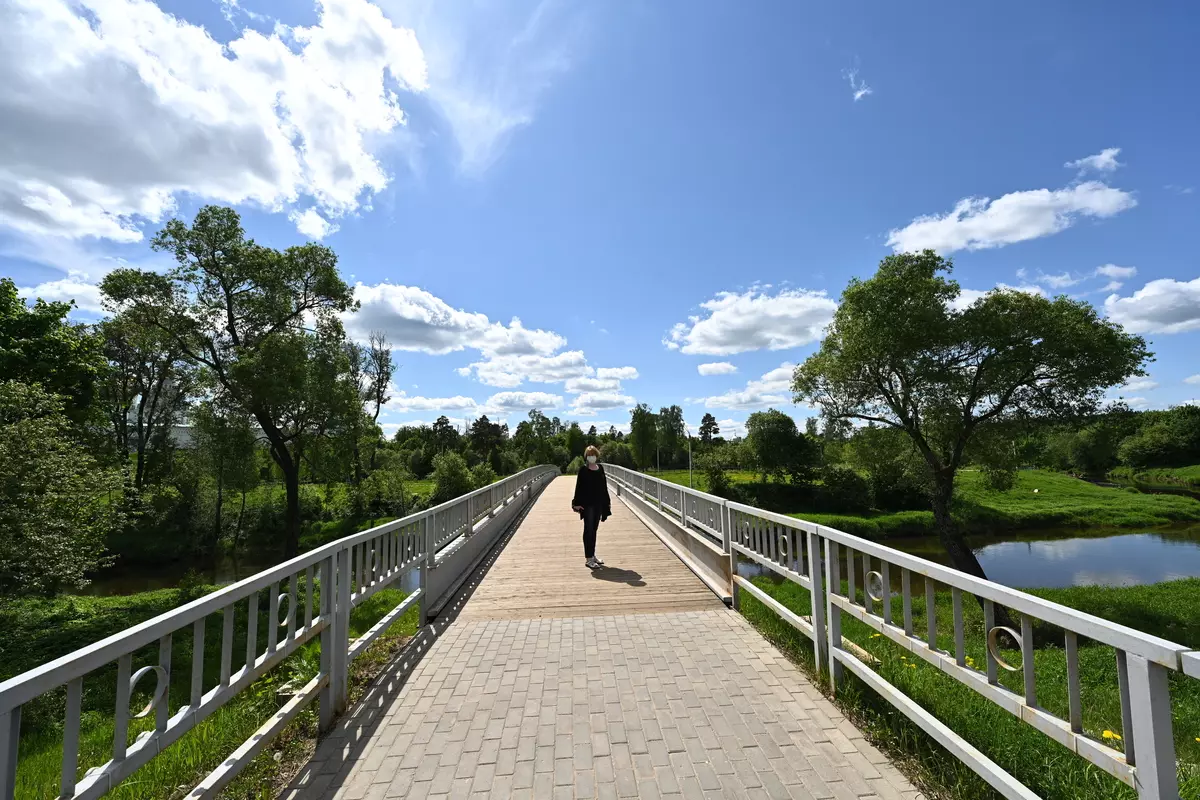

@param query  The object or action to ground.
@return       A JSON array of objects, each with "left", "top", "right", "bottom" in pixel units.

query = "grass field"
[
  {"left": 1110, "top": 465, "right": 1200, "bottom": 488},
  {"left": 650, "top": 467, "right": 1200, "bottom": 539},
  {"left": 739, "top": 576, "right": 1200, "bottom": 800}
]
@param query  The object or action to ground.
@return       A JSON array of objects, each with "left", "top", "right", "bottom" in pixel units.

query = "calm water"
[{"left": 736, "top": 526, "right": 1200, "bottom": 590}]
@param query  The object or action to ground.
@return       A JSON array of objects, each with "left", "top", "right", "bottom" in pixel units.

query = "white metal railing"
[
  {"left": 605, "top": 464, "right": 1195, "bottom": 800},
  {"left": 0, "top": 465, "right": 558, "bottom": 799}
]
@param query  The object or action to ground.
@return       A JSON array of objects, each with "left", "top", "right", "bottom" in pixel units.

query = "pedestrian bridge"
[{"left": 2, "top": 466, "right": 1197, "bottom": 799}]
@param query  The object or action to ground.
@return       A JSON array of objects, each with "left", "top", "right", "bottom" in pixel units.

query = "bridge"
[{"left": 1, "top": 465, "right": 1196, "bottom": 799}]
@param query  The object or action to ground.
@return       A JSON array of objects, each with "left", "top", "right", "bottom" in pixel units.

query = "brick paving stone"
[{"left": 284, "top": 478, "right": 919, "bottom": 799}]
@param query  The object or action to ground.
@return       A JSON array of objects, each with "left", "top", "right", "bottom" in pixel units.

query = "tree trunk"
[
  {"left": 930, "top": 472, "right": 1016, "bottom": 628},
  {"left": 213, "top": 466, "right": 224, "bottom": 561},
  {"left": 234, "top": 490, "right": 247, "bottom": 562},
  {"left": 282, "top": 462, "right": 301, "bottom": 558}
]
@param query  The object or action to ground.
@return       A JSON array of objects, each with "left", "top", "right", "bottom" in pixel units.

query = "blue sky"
[{"left": 3, "top": 0, "right": 1199, "bottom": 437}]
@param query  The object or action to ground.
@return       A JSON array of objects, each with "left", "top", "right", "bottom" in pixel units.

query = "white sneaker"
[
  {"left": 593, "top": 556, "right": 605, "bottom": 566},
  {"left": 585, "top": 557, "right": 600, "bottom": 569}
]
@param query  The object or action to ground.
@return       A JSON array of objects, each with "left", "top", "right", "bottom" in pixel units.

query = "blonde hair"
[{"left": 584, "top": 445, "right": 601, "bottom": 459}]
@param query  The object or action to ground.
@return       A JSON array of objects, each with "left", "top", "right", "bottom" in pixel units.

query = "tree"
[
  {"left": 193, "top": 398, "right": 260, "bottom": 559},
  {"left": 745, "top": 409, "right": 810, "bottom": 482},
  {"left": 0, "top": 278, "right": 104, "bottom": 423},
  {"left": 430, "top": 416, "right": 459, "bottom": 453},
  {"left": 0, "top": 382, "right": 121, "bottom": 596},
  {"left": 98, "top": 314, "right": 194, "bottom": 489},
  {"left": 699, "top": 413, "right": 719, "bottom": 446},
  {"left": 657, "top": 405, "right": 684, "bottom": 466},
  {"left": 469, "top": 415, "right": 506, "bottom": 460},
  {"left": 430, "top": 451, "right": 473, "bottom": 504},
  {"left": 629, "top": 404, "right": 658, "bottom": 469},
  {"left": 363, "top": 332, "right": 395, "bottom": 470},
  {"left": 793, "top": 250, "right": 1149, "bottom": 581},
  {"left": 100, "top": 205, "right": 357, "bottom": 556},
  {"left": 565, "top": 422, "right": 586, "bottom": 458}
]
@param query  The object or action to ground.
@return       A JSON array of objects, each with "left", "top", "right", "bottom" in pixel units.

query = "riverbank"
[
  {"left": 738, "top": 576, "right": 1200, "bottom": 799},
  {"left": 1, "top": 585, "right": 418, "bottom": 799},
  {"left": 652, "top": 467, "right": 1200, "bottom": 539},
  {"left": 1110, "top": 464, "right": 1200, "bottom": 488}
]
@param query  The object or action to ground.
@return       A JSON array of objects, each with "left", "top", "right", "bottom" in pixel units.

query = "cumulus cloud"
[
  {"left": 698, "top": 363, "right": 796, "bottom": 411},
  {"left": 666, "top": 289, "right": 837, "bottom": 356},
  {"left": 596, "top": 366, "right": 638, "bottom": 381},
  {"left": 698, "top": 362, "right": 738, "bottom": 376},
  {"left": 1121, "top": 378, "right": 1159, "bottom": 392},
  {"left": 1065, "top": 148, "right": 1123, "bottom": 175},
  {"left": 346, "top": 283, "right": 564, "bottom": 356},
  {"left": 886, "top": 181, "right": 1136, "bottom": 255},
  {"left": 949, "top": 283, "right": 1045, "bottom": 312},
  {"left": 564, "top": 376, "right": 620, "bottom": 393},
  {"left": 1096, "top": 264, "right": 1137, "bottom": 280},
  {"left": 459, "top": 350, "right": 591, "bottom": 388},
  {"left": 0, "top": 0, "right": 428, "bottom": 242},
  {"left": 14, "top": 277, "right": 106, "bottom": 314},
  {"left": 483, "top": 391, "right": 562, "bottom": 413},
  {"left": 289, "top": 208, "right": 341, "bottom": 240},
  {"left": 1104, "top": 277, "right": 1200, "bottom": 334},
  {"left": 570, "top": 392, "right": 634, "bottom": 416},
  {"left": 386, "top": 392, "right": 478, "bottom": 413},
  {"left": 1185, "top": 375, "right": 1200, "bottom": 386}
]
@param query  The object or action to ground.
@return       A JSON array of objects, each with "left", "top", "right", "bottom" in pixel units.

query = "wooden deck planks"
[{"left": 457, "top": 475, "right": 723, "bottom": 620}]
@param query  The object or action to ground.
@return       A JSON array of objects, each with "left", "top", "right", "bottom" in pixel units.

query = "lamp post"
[{"left": 686, "top": 425, "right": 693, "bottom": 488}]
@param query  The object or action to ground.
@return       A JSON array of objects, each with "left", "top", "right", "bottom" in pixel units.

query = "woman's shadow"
[{"left": 591, "top": 566, "right": 646, "bottom": 587}]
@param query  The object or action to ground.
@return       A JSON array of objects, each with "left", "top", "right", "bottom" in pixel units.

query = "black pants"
[{"left": 582, "top": 507, "right": 600, "bottom": 559}]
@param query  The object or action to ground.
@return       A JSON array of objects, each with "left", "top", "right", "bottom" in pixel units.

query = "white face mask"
[{"left": 586, "top": 455, "right": 597, "bottom": 465}]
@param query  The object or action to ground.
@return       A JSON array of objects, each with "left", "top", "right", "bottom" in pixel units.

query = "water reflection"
[{"left": 736, "top": 527, "right": 1200, "bottom": 589}]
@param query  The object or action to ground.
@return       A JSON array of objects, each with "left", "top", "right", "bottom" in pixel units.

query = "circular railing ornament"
[
  {"left": 778, "top": 533, "right": 791, "bottom": 564},
  {"left": 129, "top": 665, "right": 169, "bottom": 719},
  {"left": 986, "top": 626, "right": 1023, "bottom": 671},
  {"left": 277, "top": 593, "right": 292, "bottom": 628},
  {"left": 865, "top": 571, "right": 885, "bottom": 603}
]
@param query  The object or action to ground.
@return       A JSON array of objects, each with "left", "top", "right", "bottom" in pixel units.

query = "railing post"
[
  {"left": 807, "top": 529, "right": 828, "bottom": 671},
  {"left": 0, "top": 706, "right": 20, "bottom": 798},
  {"left": 726, "top": 503, "right": 740, "bottom": 610},
  {"left": 418, "top": 513, "right": 430, "bottom": 626},
  {"left": 824, "top": 538, "right": 844, "bottom": 691},
  {"left": 318, "top": 554, "right": 336, "bottom": 731},
  {"left": 1125, "top": 653, "right": 1179, "bottom": 799},
  {"left": 332, "top": 548, "right": 352, "bottom": 714}
]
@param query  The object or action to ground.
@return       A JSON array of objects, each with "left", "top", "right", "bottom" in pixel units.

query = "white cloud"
[
  {"left": 386, "top": 392, "right": 478, "bottom": 413},
  {"left": 1185, "top": 375, "right": 1200, "bottom": 386},
  {"left": 0, "top": 0, "right": 428, "bottom": 242},
  {"left": 1096, "top": 264, "right": 1137, "bottom": 280},
  {"left": 699, "top": 363, "right": 796, "bottom": 411},
  {"left": 589, "top": 420, "right": 631, "bottom": 435},
  {"left": 1121, "top": 378, "right": 1159, "bottom": 392},
  {"left": 570, "top": 392, "right": 634, "bottom": 416},
  {"left": 1065, "top": 148, "right": 1123, "bottom": 175},
  {"left": 886, "top": 181, "right": 1136, "bottom": 254},
  {"left": 716, "top": 418, "right": 747, "bottom": 438},
  {"left": 483, "top": 391, "right": 562, "bottom": 412},
  {"left": 596, "top": 366, "right": 638, "bottom": 381},
  {"left": 564, "top": 376, "right": 620, "bottom": 393},
  {"left": 1104, "top": 277, "right": 1200, "bottom": 334},
  {"left": 666, "top": 289, "right": 836, "bottom": 356},
  {"left": 1036, "top": 272, "right": 1081, "bottom": 289},
  {"left": 950, "top": 283, "right": 1045, "bottom": 312},
  {"left": 15, "top": 277, "right": 106, "bottom": 314},
  {"left": 460, "top": 350, "right": 591, "bottom": 388},
  {"left": 844, "top": 68, "right": 872, "bottom": 102},
  {"left": 1100, "top": 281, "right": 1124, "bottom": 292},
  {"left": 698, "top": 362, "right": 738, "bottom": 376},
  {"left": 1165, "top": 184, "right": 1195, "bottom": 195},
  {"left": 347, "top": 283, "right": 564, "bottom": 356},
  {"left": 378, "top": 0, "right": 585, "bottom": 174},
  {"left": 289, "top": 208, "right": 340, "bottom": 240}
]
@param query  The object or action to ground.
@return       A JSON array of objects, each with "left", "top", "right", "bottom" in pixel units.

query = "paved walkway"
[{"left": 284, "top": 477, "right": 922, "bottom": 800}]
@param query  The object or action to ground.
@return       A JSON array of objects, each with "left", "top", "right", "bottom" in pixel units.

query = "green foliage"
[
  {"left": 430, "top": 451, "right": 473, "bottom": 504},
  {"left": 565, "top": 456, "right": 585, "bottom": 475},
  {"left": 0, "top": 278, "right": 104, "bottom": 422},
  {"left": 698, "top": 413, "right": 719, "bottom": 446},
  {"left": 846, "top": 425, "right": 929, "bottom": 511},
  {"left": 745, "top": 408, "right": 817, "bottom": 482},
  {"left": 629, "top": 403, "right": 658, "bottom": 468},
  {"left": 599, "top": 441, "right": 635, "bottom": 468},
  {"left": 817, "top": 465, "right": 872, "bottom": 511},
  {"left": 698, "top": 454, "right": 733, "bottom": 498},
  {"left": 0, "top": 382, "right": 121, "bottom": 596},
  {"left": 470, "top": 462, "right": 498, "bottom": 489},
  {"left": 565, "top": 422, "right": 586, "bottom": 459}
]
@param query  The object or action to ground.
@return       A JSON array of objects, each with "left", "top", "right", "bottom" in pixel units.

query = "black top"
[{"left": 572, "top": 464, "right": 612, "bottom": 517}]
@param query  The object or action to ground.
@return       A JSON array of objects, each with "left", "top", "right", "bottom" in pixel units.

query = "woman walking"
[{"left": 571, "top": 445, "right": 611, "bottom": 569}]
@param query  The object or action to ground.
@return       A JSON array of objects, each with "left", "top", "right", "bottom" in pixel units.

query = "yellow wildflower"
[{"left": 1102, "top": 730, "right": 1122, "bottom": 741}]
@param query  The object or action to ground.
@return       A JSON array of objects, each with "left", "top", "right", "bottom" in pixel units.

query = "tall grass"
[{"left": 738, "top": 576, "right": 1200, "bottom": 800}]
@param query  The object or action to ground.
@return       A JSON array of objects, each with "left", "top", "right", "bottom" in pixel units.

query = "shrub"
[
  {"left": 698, "top": 455, "right": 733, "bottom": 498},
  {"left": 470, "top": 463, "right": 498, "bottom": 489},
  {"left": 430, "top": 451, "right": 473, "bottom": 504},
  {"left": 816, "top": 465, "right": 872, "bottom": 512},
  {"left": 565, "top": 456, "right": 585, "bottom": 475}
]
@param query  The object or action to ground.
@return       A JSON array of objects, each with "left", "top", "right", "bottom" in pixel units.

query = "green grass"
[
  {"left": 738, "top": 575, "right": 1200, "bottom": 800},
  {"left": 646, "top": 468, "right": 758, "bottom": 490},
  {"left": 652, "top": 467, "right": 1200, "bottom": 539},
  {"left": 4, "top": 581, "right": 418, "bottom": 799}
]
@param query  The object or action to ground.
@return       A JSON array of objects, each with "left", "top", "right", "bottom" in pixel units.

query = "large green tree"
[
  {"left": 698, "top": 413, "right": 719, "bottom": 446},
  {"left": 793, "top": 250, "right": 1149, "bottom": 580},
  {"left": 745, "top": 409, "right": 814, "bottom": 482},
  {"left": 629, "top": 403, "right": 658, "bottom": 469},
  {"left": 100, "top": 205, "right": 357, "bottom": 556},
  {"left": 0, "top": 382, "right": 121, "bottom": 596},
  {"left": 0, "top": 278, "right": 104, "bottom": 423}
]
